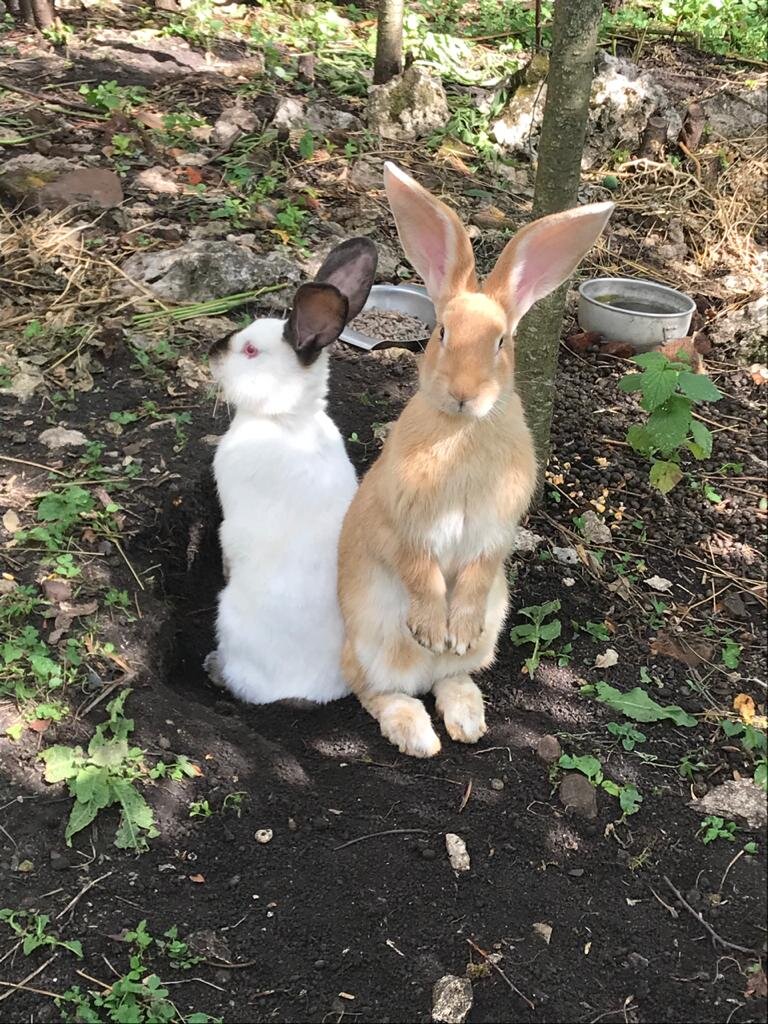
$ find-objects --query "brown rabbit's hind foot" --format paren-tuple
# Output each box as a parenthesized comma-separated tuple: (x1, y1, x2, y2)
(433, 674, 487, 744)
(365, 692, 441, 758)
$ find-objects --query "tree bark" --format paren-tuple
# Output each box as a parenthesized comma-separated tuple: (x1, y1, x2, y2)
(15, 0, 55, 29)
(514, 0, 603, 488)
(373, 0, 403, 85)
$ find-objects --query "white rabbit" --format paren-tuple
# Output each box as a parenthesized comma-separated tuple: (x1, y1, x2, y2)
(205, 237, 378, 705)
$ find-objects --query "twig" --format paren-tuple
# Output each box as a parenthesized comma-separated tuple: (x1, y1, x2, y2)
(75, 970, 111, 990)
(648, 886, 679, 918)
(663, 875, 755, 954)
(0, 455, 68, 477)
(163, 977, 227, 992)
(0, 954, 57, 1003)
(113, 538, 145, 591)
(466, 938, 535, 1010)
(56, 871, 113, 922)
(458, 779, 473, 813)
(719, 849, 746, 895)
(333, 828, 428, 852)
(203, 959, 262, 970)
(0, 78, 99, 113)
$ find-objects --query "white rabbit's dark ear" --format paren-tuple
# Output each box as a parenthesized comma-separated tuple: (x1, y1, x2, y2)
(314, 237, 377, 322)
(284, 283, 348, 366)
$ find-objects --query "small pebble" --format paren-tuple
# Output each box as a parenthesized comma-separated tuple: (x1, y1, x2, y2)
(490, 778, 504, 791)
(287, 817, 298, 831)
(536, 735, 562, 764)
(420, 847, 437, 861)
(255, 828, 273, 844)
(348, 307, 426, 344)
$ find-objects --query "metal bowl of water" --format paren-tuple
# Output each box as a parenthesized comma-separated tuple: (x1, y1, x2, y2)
(340, 283, 436, 351)
(578, 277, 696, 352)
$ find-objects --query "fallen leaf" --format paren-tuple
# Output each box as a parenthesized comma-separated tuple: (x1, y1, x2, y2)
(566, 330, 602, 354)
(608, 576, 633, 601)
(532, 922, 552, 944)
(745, 968, 768, 999)
(189, 873, 205, 883)
(183, 167, 203, 186)
(2, 509, 20, 533)
(646, 575, 673, 592)
(733, 693, 756, 725)
(651, 631, 714, 667)
(600, 339, 636, 358)
(28, 719, 51, 733)
(594, 648, 619, 669)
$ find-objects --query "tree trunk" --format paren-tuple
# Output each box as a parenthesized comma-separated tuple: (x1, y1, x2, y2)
(373, 0, 403, 85)
(15, 0, 56, 29)
(514, 0, 603, 488)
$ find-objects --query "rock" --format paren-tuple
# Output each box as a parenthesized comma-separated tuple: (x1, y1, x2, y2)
(0, 579, 18, 596)
(532, 921, 553, 944)
(306, 102, 363, 134)
(38, 426, 89, 450)
(690, 780, 767, 830)
(580, 510, 612, 546)
(645, 575, 673, 592)
(594, 648, 619, 669)
(445, 833, 470, 872)
(559, 773, 598, 819)
(120, 242, 302, 308)
(350, 156, 384, 191)
(255, 828, 273, 844)
(38, 168, 123, 212)
(272, 96, 306, 130)
(702, 84, 768, 139)
(49, 850, 70, 871)
(492, 80, 547, 152)
(134, 166, 181, 195)
(3, 509, 20, 534)
(553, 545, 578, 565)
(0, 153, 76, 205)
(512, 527, 544, 553)
(42, 579, 72, 604)
(490, 778, 504, 791)
(5, 365, 45, 403)
(709, 296, 767, 364)
(375, 242, 402, 281)
(213, 103, 259, 148)
(432, 975, 473, 1024)
(367, 65, 449, 141)
(536, 735, 562, 764)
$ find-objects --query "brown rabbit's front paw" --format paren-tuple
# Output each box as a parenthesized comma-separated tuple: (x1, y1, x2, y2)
(407, 601, 448, 654)
(447, 604, 485, 656)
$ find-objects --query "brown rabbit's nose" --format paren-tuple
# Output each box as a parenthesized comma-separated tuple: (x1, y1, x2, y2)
(449, 390, 469, 410)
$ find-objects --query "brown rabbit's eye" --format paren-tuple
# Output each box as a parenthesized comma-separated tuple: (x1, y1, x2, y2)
(497, 337, 504, 351)
(439, 325, 445, 342)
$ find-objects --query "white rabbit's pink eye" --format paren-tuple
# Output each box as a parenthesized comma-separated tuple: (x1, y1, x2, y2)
(243, 342, 259, 359)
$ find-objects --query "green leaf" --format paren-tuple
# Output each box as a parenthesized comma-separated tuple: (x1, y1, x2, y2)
(601, 779, 620, 796)
(112, 780, 157, 851)
(538, 620, 562, 642)
(627, 424, 653, 454)
(721, 638, 742, 669)
(593, 681, 696, 726)
(632, 352, 667, 369)
(298, 129, 314, 159)
(88, 736, 129, 767)
(721, 720, 744, 738)
(744, 841, 758, 854)
(690, 418, 713, 458)
(678, 371, 723, 403)
(64, 798, 100, 845)
(619, 784, 643, 815)
(40, 745, 83, 783)
(559, 753, 602, 781)
(23, 933, 45, 955)
(61, 939, 83, 958)
(509, 624, 536, 644)
(649, 460, 683, 494)
(754, 762, 767, 792)
(645, 396, 692, 450)
(73, 765, 111, 811)
(618, 373, 644, 393)
(5, 723, 24, 741)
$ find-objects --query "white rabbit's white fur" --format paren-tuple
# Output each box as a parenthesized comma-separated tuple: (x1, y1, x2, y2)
(210, 318, 357, 704)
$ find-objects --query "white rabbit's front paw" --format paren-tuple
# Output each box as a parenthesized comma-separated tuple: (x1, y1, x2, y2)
(378, 696, 442, 758)
(203, 650, 225, 689)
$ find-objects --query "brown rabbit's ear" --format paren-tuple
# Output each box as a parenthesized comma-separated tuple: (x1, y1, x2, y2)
(314, 236, 378, 322)
(483, 202, 615, 331)
(285, 283, 348, 366)
(384, 162, 477, 315)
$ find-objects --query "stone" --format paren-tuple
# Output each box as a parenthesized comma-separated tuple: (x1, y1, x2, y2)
(432, 975, 473, 1024)
(213, 102, 259, 147)
(490, 778, 504, 791)
(559, 773, 598, 819)
(350, 156, 384, 191)
(702, 84, 768, 139)
(580, 510, 612, 546)
(709, 295, 767, 364)
(0, 154, 76, 205)
(120, 242, 303, 308)
(255, 828, 273, 844)
(445, 833, 470, 872)
(38, 168, 123, 212)
(492, 80, 547, 152)
(367, 65, 449, 141)
(690, 780, 767, 830)
(134, 166, 181, 195)
(536, 735, 562, 764)
(272, 96, 306, 130)
(38, 426, 89, 450)
(306, 102, 363, 134)
(553, 545, 578, 565)
(375, 242, 402, 281)
(42, 579, 72, 604)
(512, 527, 545, 553)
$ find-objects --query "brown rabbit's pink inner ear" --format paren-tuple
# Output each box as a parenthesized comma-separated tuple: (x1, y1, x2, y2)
(483, 202, 615, 328)
(383, 162, 477, 312)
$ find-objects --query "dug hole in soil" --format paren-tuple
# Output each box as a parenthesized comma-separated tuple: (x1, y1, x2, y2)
(4, 340, 765, 1024)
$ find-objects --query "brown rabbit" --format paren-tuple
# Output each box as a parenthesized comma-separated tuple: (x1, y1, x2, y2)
(338, 163, 614, 757)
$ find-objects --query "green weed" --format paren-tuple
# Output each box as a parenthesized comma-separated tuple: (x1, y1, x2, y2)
(510, 600, 562, 675)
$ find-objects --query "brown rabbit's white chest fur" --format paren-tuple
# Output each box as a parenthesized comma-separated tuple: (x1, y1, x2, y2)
(386, 389, 537, 580)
